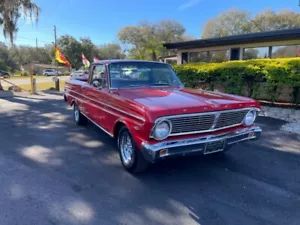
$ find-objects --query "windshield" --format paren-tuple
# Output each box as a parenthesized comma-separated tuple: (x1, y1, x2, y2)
(109, 62, 183, 88)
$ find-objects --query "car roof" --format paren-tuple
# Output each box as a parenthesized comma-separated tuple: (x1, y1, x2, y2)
(92, 59, 168, 66)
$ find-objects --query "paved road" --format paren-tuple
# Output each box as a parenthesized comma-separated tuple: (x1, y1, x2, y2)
(0, 92, 299, 225)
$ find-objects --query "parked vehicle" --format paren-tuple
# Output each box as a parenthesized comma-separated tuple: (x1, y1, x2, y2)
(0, 70, 10, 78)
(70, 70, 89, 81)
(64, 60, 262, 173)
(42, 69, 62, 76)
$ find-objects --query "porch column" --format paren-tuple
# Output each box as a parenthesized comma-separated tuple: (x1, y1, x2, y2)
(239, 48, 244, 60)
(268, 46, 273, 58)
(177, 52, 182, 65)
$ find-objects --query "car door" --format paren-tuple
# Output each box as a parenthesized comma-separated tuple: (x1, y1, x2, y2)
(84, 64, 111, 130)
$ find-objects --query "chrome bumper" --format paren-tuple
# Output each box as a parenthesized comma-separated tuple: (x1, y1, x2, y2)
(141, 126, 262, 162)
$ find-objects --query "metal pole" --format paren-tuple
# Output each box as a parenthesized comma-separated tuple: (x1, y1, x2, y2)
(53, 25, 59, 80)
(54, 25, 57, 48)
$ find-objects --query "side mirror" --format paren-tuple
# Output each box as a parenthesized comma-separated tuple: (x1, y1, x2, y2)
(92, 79, 102, 88)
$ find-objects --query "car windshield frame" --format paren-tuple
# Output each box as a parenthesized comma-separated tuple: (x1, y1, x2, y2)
(107, 61, 184, 89)
(108, 61, 183, 89)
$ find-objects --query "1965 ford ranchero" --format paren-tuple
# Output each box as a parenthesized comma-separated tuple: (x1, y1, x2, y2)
(64, 60, 262, 173)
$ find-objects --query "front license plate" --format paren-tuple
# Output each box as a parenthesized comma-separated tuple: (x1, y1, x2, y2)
(204, 140, 225, 155)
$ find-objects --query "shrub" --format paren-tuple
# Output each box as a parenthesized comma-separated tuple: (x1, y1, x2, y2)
(174, 58, 300, 104)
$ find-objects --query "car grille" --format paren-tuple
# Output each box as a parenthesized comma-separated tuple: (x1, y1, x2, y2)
(168, 109, 249, 135)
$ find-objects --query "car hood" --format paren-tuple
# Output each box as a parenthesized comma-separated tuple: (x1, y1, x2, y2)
(116, 87, 259, 120)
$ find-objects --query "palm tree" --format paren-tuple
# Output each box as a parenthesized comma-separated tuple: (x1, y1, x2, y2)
(0, 0, 39, 45)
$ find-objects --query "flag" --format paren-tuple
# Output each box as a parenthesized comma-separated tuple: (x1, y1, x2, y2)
(55, 47, 71, 67)
(93, 56, 100, 63)
(82, 53, 90, 68)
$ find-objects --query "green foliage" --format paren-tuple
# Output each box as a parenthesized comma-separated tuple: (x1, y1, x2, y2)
(0, 0, 39, 44)
(118, 20, 187, 60)
(58, 35, 124, 69)
(0, 42, 17, 71)
(174, 58, 300, 104)
(202, 9, 300, 38)
(97, 44, 125, 60)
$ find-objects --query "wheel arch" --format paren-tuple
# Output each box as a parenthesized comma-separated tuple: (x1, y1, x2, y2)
(113, 121, 127, 138)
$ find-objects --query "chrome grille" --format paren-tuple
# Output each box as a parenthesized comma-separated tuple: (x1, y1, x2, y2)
(215, 110, 248, 129)
(170, 114, 215, 134)
(168, 109, 250, 136)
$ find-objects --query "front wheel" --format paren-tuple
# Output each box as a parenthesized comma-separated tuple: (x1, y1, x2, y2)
(117, 127, 149, 173)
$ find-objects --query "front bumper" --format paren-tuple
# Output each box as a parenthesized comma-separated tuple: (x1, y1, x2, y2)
(141, 126, 262, 162)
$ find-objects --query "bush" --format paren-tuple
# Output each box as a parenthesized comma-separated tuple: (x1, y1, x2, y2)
(174, 58, 300, 104)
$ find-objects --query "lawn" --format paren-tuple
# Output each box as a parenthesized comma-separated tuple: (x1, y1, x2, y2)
(1, 80, 66, 92)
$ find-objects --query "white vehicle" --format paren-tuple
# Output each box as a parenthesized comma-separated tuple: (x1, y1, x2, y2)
(43, 69, 62, 76)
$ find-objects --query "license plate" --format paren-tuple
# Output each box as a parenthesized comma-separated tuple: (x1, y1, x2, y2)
(204, 140, 225, 154)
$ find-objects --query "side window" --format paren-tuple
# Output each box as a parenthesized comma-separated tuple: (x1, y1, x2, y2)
(91, 64, 106, 88)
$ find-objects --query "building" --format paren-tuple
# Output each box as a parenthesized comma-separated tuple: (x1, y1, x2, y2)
(163, 29, 300, 64)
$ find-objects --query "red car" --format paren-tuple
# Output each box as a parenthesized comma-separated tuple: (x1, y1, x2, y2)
(64, 60, 262, 173)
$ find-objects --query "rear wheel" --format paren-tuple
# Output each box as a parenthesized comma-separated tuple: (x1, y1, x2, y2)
(73, 104, 87, 126)
(117, 127, 149, 173)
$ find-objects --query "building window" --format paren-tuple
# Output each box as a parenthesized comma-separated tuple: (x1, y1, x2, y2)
(189, 50, 229, 63)
(272, 45, 300, 58)
(243, 47, 269, 60)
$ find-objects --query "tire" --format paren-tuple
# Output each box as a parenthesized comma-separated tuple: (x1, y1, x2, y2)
(117, 126, 149, 173)
(73, 104, 88, 126)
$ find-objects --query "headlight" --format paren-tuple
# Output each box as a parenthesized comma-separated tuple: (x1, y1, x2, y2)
(243, 110, 257, 126)
(152, 120, 171, 140)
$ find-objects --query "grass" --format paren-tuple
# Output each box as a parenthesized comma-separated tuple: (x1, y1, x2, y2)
(2, 80, 66, 92)
(8, 75, 68, 80)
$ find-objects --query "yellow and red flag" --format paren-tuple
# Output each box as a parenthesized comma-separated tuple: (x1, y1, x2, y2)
(55, 47, 71, 67)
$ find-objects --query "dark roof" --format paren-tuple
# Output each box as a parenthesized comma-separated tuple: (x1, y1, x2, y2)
(164, 29, 300, 50)
(93, 59, 167, 65)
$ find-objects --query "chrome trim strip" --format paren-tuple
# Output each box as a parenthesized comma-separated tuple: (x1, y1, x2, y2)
(142, 126, 262, 152)
(152, 107, 260, 137)
(68, 93, 120, 118)
(80, 111, 114, 137)
(67, 90, 145, 122)
(156, 107, 259, 120)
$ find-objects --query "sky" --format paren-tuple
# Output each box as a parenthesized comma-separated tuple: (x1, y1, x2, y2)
(0, 0, 299, 46)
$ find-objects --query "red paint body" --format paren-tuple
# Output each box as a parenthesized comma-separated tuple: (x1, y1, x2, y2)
(65, 61, 260, 150)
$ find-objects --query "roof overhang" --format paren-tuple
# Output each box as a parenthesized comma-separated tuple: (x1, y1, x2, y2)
(164, 29, 300, 50)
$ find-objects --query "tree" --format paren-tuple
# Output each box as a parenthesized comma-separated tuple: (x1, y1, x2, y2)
(0, 0, 39, 44)
(202, 9, 300, 38)
(118, 20, 187, 60)
(202, 9, 252, 38)
(57, 35, 82, 69)
(97, 43, 125, 60)
(9, 46, 51, 66)
(80, 37, 97, 61)
(252, 10, 300, 32)
(0, 42, 16, 71)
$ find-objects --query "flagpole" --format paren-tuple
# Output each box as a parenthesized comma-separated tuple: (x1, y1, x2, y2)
(53, 25, 59, 77)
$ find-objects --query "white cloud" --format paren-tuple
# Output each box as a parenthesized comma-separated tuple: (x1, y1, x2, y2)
(178, 0, 201, 10)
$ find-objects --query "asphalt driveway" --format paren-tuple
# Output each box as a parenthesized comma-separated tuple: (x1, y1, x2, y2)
(0, 92, 299, 225)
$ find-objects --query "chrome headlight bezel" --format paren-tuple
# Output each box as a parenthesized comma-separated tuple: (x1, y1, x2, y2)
(151, 119, 172, 140)
(243, 109, 257, 126)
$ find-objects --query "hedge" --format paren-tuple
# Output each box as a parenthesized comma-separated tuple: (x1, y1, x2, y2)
(173, 58, 300, 104)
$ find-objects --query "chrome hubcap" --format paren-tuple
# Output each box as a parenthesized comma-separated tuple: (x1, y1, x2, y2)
(74, 106, 79, 122)
(120, 132, 134, 165)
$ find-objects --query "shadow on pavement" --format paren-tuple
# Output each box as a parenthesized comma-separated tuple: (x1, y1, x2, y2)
(0, 92, 299, 225)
